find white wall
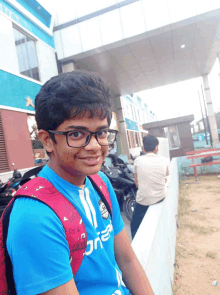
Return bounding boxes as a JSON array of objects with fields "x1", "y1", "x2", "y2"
[
  {"x1": 158, "y1": 137, "x2": 170, "y2": 159},
  {"x1": 36, "y1": 41, "x2": 58, "y2": 83},
  {"x1": 132, "y1": 158, "x2": 179, "y2": 295},
  {"x1": 0, "y1": 14, "x2": 19, "y2": 73},
  {"x1": 129, "y1": 146, "x2": 142, "y2": 158}
]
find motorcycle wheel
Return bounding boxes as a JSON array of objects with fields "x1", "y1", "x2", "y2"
[{"x1": 123, "y1": 195, "x2": 135, "y2": 222}]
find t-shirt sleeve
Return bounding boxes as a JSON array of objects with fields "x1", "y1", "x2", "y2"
[
  {"x1": 98, "y1": 171, "x2": 124, "y2": 235},
  {"x1": 7, "y1": 198, "x2": 73, "y2": 295}
]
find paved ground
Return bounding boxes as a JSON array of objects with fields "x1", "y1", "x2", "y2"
[{"x1": 121, "y1": 211, "x2": 132, "y2": 242}]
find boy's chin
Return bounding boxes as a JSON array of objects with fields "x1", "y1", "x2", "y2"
[{"x1": 85, "y1": 164, "x2": 102, "y2": 176}]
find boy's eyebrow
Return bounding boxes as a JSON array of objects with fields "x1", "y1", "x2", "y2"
[{"x1": 66, "y1": 125, "x2": 109, "y2": 131}]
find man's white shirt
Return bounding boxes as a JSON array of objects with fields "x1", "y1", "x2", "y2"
[{"x1": 134, "y1": 153, "x2": 170, "y2": 206}]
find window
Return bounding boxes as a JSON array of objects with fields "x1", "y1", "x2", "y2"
[
  {"x1": 130, "y1": 104, "x2": 134, "y2": 120},
  {"x1": 13, "y1": 27, "x2": 40, "y2": 81},
  {"x1": 164, "y1": 125, "x2": 180, "y2": 150},
  {"x1": 137, "y1": 109, "x2": 141, "y2": 123},
  {"x1": 144, "y1": 112, "x2": 148, "y2": 123},
  {"x1": 127, "y1": 131, "x2": 141, "y2": 148},
  {"x1": 135, "y1": 132, "x2": 141, "y2": 147},
  {"x1": 131, "y1": 105, "x2": 137, "y2": 121},
  {"x1": 199, "y1": 122, "x2": 204, "y2": 131},
  {"x1": 141, "y1": 111, "x2": 145, "y2": 123},
  {"x1": 125, "y1": 103, "x2": 129, "y2": 118}
]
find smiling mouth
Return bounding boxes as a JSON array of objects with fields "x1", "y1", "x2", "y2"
[{"x1": 80, "y1": 156, "x2": 102, "y2": 165}]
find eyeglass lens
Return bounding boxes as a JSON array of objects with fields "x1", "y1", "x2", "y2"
[{"x1": 67, "y1": 130, "x2": 116, "y2": 147}]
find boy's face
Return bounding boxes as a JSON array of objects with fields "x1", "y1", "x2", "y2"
[{"x1": 47, "y1": 112, "x2": 109, "y2": 184}]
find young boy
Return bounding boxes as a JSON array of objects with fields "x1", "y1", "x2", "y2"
[{"x1": 6, "y1": 71, "x2": 154, "y2": 295}]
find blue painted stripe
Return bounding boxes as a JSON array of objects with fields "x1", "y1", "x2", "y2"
[
  {"x1": 0, "y1": 70, "x2": 41, "y2": 112},
  {"x1": 125, "y1": 118, "x2": 139, "y2": 131},
  {"x1": 15, "y1": 0, "x2": 51, "y2": 28},
  {"x1": 124, "y1": 95, "x2": 133, "y2": 104},
  {"x1": 0, "y1": 0, "x2": 54, "y2": 48}
]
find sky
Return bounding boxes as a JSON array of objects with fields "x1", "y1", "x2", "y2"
[{"x1": 137, "y1": 58, "x2": 220, "y2": 122}]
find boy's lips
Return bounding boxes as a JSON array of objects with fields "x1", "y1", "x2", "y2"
[{"x1": 79, "y1": 155, "x2": 102, "y2": 165}]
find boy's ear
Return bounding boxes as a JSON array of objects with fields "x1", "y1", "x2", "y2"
[{"x1": 38, "y1": 130, "x2": 54, "y2": 153}]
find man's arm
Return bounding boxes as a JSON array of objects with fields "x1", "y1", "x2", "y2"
[
  {"x1": 114, "y1": 228, "x2": 154, "y2": 295},
  {"x1": 134, "y1": 172, "x2": 138, "y2": 188},
  {"x1": 40, "y1": 279, "x2": 79, "y2": 295}
]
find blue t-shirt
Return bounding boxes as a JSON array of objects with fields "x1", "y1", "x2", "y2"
[{"x1": 7, "y1": 165, "x2": 129, "y2": 295}]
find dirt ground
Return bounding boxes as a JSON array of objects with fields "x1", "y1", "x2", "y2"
[{"x1": 173, "y1": 174, "x2": 220, "y2": 295}]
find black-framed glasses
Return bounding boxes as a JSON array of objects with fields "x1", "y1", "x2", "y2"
[{"x1": 48, "y1": 129, "x2": 118, "y2": 148}]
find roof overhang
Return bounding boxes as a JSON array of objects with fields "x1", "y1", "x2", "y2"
[
  {"x1": 59, "y1": 8, "x2": 220, "y2": 97},
  {"x1": 143, "y1": 114, "x2": 195, "y2": 129}
]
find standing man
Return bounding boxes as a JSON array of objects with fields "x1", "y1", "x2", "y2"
[
  {"x1": 5, "y1": 71, "x2": 154, "y2": 295},
  {"x1": 131, "y1": 135, "x2": 169, "y2": 239}
]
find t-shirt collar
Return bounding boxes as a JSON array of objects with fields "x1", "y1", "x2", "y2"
[{"x1": 39, "y1": 164, "x2": 88, "y2": 191}]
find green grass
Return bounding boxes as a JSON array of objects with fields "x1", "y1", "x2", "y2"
[
  {"x1": 206, "y1": 251, "x2": 217, "y2": 259},
  {"x1": 180, "y1": 221, "x2": 217, "y2": 235},
  {"x1": 202, "y1": 185, "x2": 214, "y2": 190},
  {"x1": 196, "y1": 214, "x2": 207, "y2": 221},
  {"x1": 178, "y1": 183, "x2": 191, "y2": 217}
]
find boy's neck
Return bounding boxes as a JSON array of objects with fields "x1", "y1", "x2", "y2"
[{"x1": 47, "y1": 161, "x2": 86, "y2": 188}]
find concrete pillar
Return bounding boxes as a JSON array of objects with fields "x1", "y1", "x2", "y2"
[
  {"x1": 202, "y1": 75, "x2": 219, "y2": 146},
  {"x1": 62, "y1": 61, "x2": 76, "y2": 73},
  {"x1": 114, "y1": 96, "x2": 130, "y2": 158}
]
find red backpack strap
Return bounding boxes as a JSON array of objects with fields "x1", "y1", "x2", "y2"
[
  {"x1": 0, "y1": 198, "x2": 17, "y2": 295},
  {"x1": 14, "y1": 177, "x2": 87, "y2": 277},
  {"x1": 88, "y1": 174, "x2": 112, "y2": 219}
]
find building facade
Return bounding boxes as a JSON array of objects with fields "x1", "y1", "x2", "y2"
[
  {"x1": 0, "y1": 0, "x2": 58, "y2": 172},
  {"x1": 121, "y1": 93, "x2": 156, "y2": 157},
  {"x1": 192, "y1": 112, "x2": 220, "y2": 149},
  {"x1": 143, "y1": 115, "x2": 194, "y2": 158}
]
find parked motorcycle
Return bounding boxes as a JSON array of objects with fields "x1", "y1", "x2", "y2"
[
  {"x1": 0, "y1": 183, "x2": 14, "y2": 217},
  {"x1": 101, "y1": 160, "x2": 136, "y2": 221},
  {"x1": 106, "y1": 154, "x2": 134, "y2": 173},
  {"x1": 0, "y1": 165, "x2": 23, "y2": 217},
  {"x1": 7, "y1": 165, "x2": 22, "y2": 190}
]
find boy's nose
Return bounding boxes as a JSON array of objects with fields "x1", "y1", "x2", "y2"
[{"x1": 84, "y1": 134, "x2": 101, "y2": 149}]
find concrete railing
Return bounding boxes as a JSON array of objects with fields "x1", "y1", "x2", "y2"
[
  {"x1": 177, "y1": 155, "x2": 220, "y2": 178},
  {"x1": 131, "y1": 158, "x2": 179, "y2": 295}
]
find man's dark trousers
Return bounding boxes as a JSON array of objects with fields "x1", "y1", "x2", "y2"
[
  {"x1": 130, "y1": 199, "x2": 164, "y2": 240},
  {"x1": 130, "y1": 202, "x2": 149, "y2": 240}
]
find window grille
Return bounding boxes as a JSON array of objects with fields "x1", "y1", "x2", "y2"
[{"x1": 0, "y1": 111, "x2": 10, "y2": 173}]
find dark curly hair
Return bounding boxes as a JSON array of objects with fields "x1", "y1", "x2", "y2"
[{"x1": 35, "y1": 70, "x2": 113, "y2": 131}]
